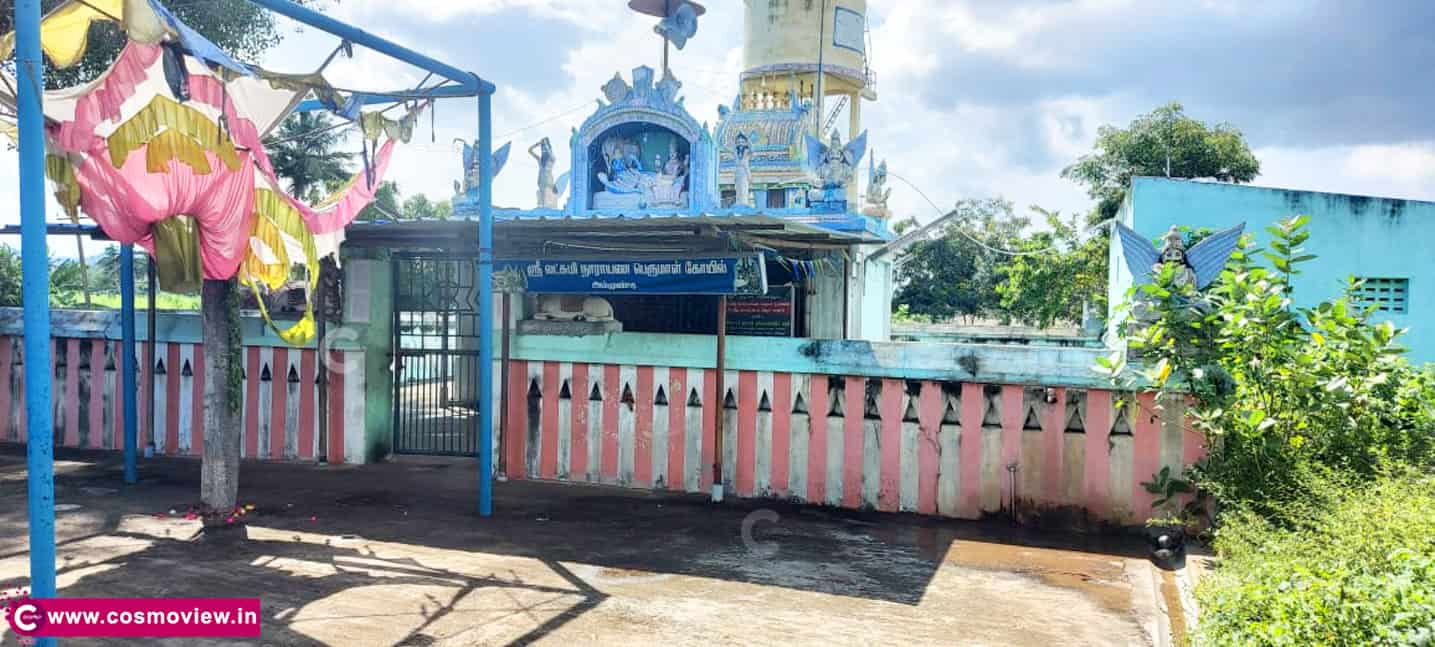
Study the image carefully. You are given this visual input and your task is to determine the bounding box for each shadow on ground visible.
[0,446,1159,646]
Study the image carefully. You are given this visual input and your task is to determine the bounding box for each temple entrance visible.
[391,253,484,456]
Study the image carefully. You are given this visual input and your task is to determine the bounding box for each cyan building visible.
[1110,177,1435,363]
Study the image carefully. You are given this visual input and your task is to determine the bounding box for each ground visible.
[0,448,1171,646]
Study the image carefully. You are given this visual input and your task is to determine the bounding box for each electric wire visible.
[886,171,1057,257]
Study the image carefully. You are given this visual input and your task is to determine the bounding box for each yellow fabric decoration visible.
[144,129,213,174]
[150,216,204,295]
[239,189,323,345]
[0,0,166,68]
[0,0,122,68]
[107,95,241,172]
[359,109,416,144]
[0,120,17,145]
[241,271,317,346]
[242,215,290,290]
[45,154,82,220]
[122,0,168,44]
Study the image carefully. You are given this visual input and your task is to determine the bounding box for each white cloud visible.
[6,0,1435,254]
[330,0,623,31]
[1344,143,1435,184]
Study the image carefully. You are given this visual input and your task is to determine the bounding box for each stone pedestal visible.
[516,319,623,336]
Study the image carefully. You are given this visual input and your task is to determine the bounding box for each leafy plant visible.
[1108,216,1435,524]
[1143,465,1194,513]
[1197,470,1435,645]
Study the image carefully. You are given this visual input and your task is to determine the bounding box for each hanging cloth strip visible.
[0,0,236,72]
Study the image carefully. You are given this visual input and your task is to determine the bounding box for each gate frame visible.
[390,251,487,457]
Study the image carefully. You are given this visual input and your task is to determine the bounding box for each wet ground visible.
[1,447,1169,646]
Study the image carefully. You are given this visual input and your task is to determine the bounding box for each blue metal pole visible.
[293,86,478,114]
[244,0,494,94]
[15,0,57,627]
[477,91,494,517]
[119,245,138,484]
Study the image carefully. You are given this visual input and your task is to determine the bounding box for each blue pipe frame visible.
[241,0,498,516]
[13,0,497,623]
[15,0,57,638]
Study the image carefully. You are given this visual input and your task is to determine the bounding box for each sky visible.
[5,0,1435,249]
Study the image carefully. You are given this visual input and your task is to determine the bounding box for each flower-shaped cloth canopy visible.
[0,0,415,344]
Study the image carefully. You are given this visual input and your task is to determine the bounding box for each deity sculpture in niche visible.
[535,295,615,322]
[593,131,689,209]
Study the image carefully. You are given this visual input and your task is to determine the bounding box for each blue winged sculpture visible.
[655,2,701,50]
[554,171,572,199]
[1117,222,1245,290]
[455,140,512,196]
[804,130,867,208]
[804,130,868,190]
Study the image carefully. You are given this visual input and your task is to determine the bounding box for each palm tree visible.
[267,112,355,204]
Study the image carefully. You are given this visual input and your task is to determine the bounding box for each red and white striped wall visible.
[0,336,366,464]
[503,361,1206,526]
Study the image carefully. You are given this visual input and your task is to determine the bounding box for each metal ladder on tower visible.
[822,94,849,137]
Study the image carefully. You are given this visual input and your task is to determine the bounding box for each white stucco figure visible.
[732,132,753,207]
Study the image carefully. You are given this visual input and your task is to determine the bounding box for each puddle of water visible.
[863,524,1137,614]
[1161,569,1189,646]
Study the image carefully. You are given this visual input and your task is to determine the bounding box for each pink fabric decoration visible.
[74,144,257,280]
[45,40,402,280]
[272,139,395,234]
[47,42,163,153]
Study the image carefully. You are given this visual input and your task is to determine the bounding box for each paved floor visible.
[0,447,1167,646]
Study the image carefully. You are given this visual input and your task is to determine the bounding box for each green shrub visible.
[1197,471,1435,646]
[1104,217,1435,524]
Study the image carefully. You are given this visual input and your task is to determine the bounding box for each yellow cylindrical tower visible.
[739,0,874,130]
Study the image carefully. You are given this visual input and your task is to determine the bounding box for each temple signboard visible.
[725,287,794,337]
[494,254,768,295]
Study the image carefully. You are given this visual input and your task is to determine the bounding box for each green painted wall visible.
[510,330,1116,389]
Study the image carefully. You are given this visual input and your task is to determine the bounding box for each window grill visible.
[1355,277,1409,314]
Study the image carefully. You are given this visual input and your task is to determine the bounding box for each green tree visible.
[401,193,453,220]
[267,112,356,204]
[892,198,1028,323]
[0,244,20,307]
[0,0,321,89]
[48,257,88,305]
[90,244,149,293]
[890,216,918,236]
[357,181,401,222]
[1063,102,1261,226]
[995,206,1109,327]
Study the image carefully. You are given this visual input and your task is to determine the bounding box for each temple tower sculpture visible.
[720,0,875,208]
[743,0,873,138]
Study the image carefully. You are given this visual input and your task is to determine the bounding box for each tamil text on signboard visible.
[725,287,794,337]
[494,255,768,295]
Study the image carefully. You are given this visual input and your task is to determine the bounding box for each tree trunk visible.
[74,232,92,307]
[200,278,242,526]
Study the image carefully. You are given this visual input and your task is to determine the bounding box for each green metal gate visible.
[391,253,483,456]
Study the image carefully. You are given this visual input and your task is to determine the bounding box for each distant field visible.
[54,292,201,310]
